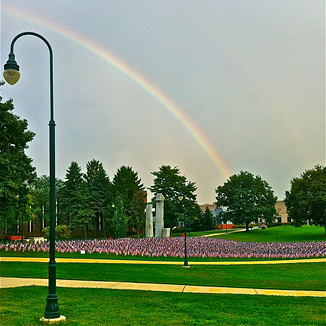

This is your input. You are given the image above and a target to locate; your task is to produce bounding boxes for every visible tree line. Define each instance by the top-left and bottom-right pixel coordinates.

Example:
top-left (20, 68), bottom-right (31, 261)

top-left (1, 96), bottom-right (325, 238)
top-left (31, 163), bottom-right (147, 238)
top-left (32, 164), bottom-right (218, 238)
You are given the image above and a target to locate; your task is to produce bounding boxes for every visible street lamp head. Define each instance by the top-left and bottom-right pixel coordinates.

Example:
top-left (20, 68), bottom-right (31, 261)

top-left (3, 53), bottom-right (20, 85)
top-left (178, 194), bottom-right (183, 201)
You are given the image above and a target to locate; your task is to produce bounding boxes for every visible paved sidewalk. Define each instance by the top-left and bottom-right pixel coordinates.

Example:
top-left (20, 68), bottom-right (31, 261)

top-left (2, 257), bottom-right (325, 297)
top-left (203, 228), bottom-right (256, 237)
top-left (1, 277), bottom-right (325, 297)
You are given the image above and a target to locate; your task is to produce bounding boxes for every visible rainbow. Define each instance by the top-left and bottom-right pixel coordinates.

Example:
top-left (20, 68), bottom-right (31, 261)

top-left (2, 3), bottom-right (232, 180)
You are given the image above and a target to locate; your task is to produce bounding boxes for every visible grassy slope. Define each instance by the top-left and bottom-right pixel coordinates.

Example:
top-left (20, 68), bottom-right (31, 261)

top-left (209, 225), bottom-right (326, 242)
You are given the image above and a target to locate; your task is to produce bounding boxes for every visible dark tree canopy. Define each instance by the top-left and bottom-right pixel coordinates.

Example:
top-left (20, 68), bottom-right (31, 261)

top-left (112, 165), bottom-right (144, 220)
top-left (28, 175), bottom-right (64, 228)
top-left (61, 161), bottom-right (93, 237)
top-left (113, 166), bottom-right (144, 195)
top-left (28, 175), bottom-right (50, 228)
top-left (0, 97), bottom-right (36, 228)
top-left (215, 171), bottom-right (277, 231)
top-left (130, 190), bottom-right (146, 237)
top-left (285, 165), bottom-right (326, 235)
top-left (201, 206), bottom-right (216, 231)
top-left (111, 196), bottom-right (128, 238)
top-left (85, 160), bottom-right (112, 235)
top-left (149, 165), bottom-right (197, 228)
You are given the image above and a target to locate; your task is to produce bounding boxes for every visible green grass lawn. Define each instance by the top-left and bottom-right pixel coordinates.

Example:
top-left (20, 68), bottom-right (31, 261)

top-left (3, 249), bottom-right (320, 262)
top-left (1, 261), bottom-right (325, 291)
top-left (1, 225), bottom-right (325, 325)
top-left (212, 225), bottom-right (326, 242)
top-left (1, 287), bottom-right (325, 326)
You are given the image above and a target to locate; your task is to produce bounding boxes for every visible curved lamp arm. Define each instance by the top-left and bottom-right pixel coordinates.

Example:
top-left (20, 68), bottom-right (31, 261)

top-left (3, 32), bottom-right (54, 121)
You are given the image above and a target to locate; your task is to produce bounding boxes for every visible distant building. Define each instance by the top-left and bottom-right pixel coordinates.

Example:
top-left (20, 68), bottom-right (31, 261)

top-left (199, 204), bottom-right (232, 229)
top-left (200, 200), bottom-right (289, 227)
top-left (0, 221), bottom-right (42, 241)
top-left (199, 204), bottom-right (220, 224)
top-left (275, 200), bottom-right (289, 223)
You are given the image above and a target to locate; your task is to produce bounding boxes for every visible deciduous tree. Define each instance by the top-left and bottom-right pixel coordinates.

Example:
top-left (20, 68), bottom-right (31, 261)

top-left (29, 175), bottom-right (50, 230)
top-left (215, 171), bottom-right (277, 231)
top-left (0, 97), bottom-right (36, 229)
top-left (29, 175), bottom-right (64, 229)
top-left (285, 165), bottom-right (326, 236)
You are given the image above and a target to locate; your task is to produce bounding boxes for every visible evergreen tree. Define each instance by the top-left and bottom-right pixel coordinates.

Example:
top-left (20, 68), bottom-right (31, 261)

top-left (61, 162), bottom-right (93, 237)
top-left (130, 190), bottom-right (146, 237)
top-left (189, 204), bottom-right (203, 231)
top-left (85, 160), bottom-right (112, 236)
top-left (112, 165), bottom-right (145, 223)
top-left (111, 196), bottom-right (128, 238)
top-left (55, 178), bottom-right (65, 225)
top-left (149, 165), bottom-right (197, 228)
top-left (71, 181), bottom-right (94, 239)
top-left (201, 206), bottom-right (216, 231)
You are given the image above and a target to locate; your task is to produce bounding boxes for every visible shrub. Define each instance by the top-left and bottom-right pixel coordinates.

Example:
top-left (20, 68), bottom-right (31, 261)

top-left (172, 227), bottom-right (192, 233)
top-left (172, 227), bottom-right (183, 233)
top-left (42, 225), bottom-right (70, 240)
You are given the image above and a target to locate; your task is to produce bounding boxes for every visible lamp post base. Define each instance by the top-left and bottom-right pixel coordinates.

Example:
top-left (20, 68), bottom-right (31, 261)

top-left (40, 315), bottom-right (66, 324)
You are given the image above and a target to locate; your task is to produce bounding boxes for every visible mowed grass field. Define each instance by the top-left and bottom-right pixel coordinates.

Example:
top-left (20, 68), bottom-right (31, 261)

top-left (214, 224), bottom-right (326, 242)
top-left (1, 287), bottom-right (325, 326)
top-left (1, 225), bottom-right (325, 325)
top-left (1, 261), bottom-right (325, 291)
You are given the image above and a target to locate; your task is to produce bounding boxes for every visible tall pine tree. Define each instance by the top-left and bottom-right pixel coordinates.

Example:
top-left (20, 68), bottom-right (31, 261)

top-left (62, 161), bottom-right (93, 237)
top-left (111, 196), bottom-right (128, 238)
top-left (112, 166), bottom-right (145, 230)
top-left (85, 160), bottom-right (112, 236)
top-left (149, 165), bottom-right (197, 228)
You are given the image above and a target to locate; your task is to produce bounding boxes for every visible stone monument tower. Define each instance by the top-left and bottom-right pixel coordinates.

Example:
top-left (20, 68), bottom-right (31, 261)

top-left (145, 203), bottom-right (154, 237)
top-left (155, 193), bottom-right (165, 237)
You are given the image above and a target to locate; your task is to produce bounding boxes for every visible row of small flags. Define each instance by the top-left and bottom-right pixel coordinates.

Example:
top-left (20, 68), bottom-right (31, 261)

top-left (1, 237), bottom-right (325, 259)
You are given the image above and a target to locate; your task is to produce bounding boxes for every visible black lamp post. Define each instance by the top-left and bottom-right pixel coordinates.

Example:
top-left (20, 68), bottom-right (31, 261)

top-left (3, 32), bottom-right (65, 323)
top-left (178, 193), bottom-right (189, 267)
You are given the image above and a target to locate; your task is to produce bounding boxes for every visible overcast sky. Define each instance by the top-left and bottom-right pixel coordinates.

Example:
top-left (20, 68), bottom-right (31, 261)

top-left (1, 1), bottom-right (325, 204)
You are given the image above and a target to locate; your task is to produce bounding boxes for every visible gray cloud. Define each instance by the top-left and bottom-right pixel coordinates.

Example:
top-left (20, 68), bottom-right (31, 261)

top-left (1, 0), bottom-right (324, 203)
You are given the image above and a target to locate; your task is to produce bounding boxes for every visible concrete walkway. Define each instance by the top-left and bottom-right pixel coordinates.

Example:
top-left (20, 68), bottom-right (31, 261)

top-left (1, 277), bottom-right (325, 297)
top-left (203, 228), bottom-right (254, 237)
top-left (1, 257), bottom-right (325, 297)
